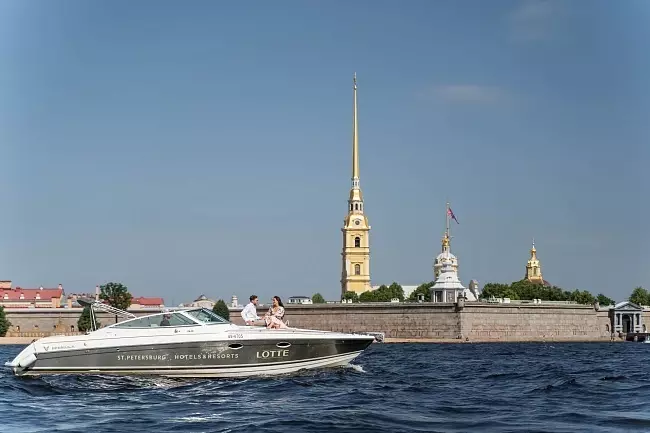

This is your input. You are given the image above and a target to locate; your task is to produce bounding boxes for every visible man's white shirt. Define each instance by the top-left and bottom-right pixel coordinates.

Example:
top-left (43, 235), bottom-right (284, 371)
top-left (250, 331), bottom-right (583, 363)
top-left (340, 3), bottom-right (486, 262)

top-left (241, 302), bottom-right (260, 322)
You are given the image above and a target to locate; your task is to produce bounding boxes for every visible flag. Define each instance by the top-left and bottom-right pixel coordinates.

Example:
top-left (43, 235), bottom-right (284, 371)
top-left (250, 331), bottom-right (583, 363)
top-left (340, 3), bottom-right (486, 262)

top-left (447, 207), bottom-right (459, 224)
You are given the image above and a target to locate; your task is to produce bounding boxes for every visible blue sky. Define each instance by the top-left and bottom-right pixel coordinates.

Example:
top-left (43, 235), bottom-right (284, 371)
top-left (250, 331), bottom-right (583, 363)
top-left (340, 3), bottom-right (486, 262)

top-left (1, 0), bottom-right (648, 305)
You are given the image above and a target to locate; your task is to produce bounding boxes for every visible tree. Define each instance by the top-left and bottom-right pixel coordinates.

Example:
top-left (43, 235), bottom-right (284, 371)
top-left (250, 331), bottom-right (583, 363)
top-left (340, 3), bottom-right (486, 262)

top-left (359, 290), bottom-right (376, 302)
top-left (99, 282), bottom-right (133, 311)
top-left (408, 282), bottom-right (435, 302)
top-left (0, 306), bottom-right (11, 337)
top-left (387, 282), bottom-right (405, 301)
top-left (312, 293), bottom-right (326, 304)
top-left (629, 287), bottom-right (649, 306)
top-left (479, 280), bottom-right (597, 304)
top-left (77, 306), bottom-right (100, 333)
top-left (212, 299), bottom-right (230, 320)
top-left (480, 283), bottom-right (511, 299)
top-left (357, 283), bottom-right (405, 302)
top-left (100, 282), bottom-right (133, 323)
top-left (596, 293), bottom-right (615, 306)
top-left (568, 289), bottom-right (595, 305)
top-left (342, 291), bottom-right (359, 302)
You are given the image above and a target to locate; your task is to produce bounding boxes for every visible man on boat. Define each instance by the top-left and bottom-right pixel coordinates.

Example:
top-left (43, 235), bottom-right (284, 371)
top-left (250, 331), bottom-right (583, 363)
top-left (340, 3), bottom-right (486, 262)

top-left (159, 310), bottom-right (172, 326)
top-left (241, 295), bottom-right (261, 325)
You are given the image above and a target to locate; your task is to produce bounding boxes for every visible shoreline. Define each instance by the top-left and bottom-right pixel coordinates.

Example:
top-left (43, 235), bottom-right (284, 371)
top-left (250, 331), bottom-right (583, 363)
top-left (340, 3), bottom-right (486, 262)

top-left (0, 336), bottom-right (622, 345)
top-left (382, 337), bottom-right (621, 344)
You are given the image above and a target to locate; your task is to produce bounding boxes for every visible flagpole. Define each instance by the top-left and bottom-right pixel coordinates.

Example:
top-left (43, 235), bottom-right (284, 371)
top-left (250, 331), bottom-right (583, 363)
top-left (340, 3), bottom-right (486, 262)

top-left (446, 201), bottom-right (450, 243)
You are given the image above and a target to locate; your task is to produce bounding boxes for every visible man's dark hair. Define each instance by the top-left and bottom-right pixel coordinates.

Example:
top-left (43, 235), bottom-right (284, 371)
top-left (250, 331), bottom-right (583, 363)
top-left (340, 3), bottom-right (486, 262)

top-left (250, 295), bottom-right (258, 302)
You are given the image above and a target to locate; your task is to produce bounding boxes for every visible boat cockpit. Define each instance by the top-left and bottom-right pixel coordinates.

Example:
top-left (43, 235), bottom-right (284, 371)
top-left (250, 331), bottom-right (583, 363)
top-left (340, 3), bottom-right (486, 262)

top-left (108, 308), bottom-right (230, 329)
top-left (76, 298), bottom-right (230, 332)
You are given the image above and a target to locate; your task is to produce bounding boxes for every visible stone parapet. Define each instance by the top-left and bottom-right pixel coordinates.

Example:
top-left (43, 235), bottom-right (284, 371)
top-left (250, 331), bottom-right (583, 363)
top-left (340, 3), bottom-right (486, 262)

top-left (1, 302), bottom-right (632, 342)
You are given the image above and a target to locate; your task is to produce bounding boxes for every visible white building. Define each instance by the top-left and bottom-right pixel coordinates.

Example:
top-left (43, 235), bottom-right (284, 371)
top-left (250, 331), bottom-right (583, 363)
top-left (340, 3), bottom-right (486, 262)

top-left (430, 203), bottom-right (478, 303)
top-left (288, 296), bottom-right (313, 305)
top-left (432, 258), bottom-right (475, 302)
top-left (183, 294), bottom-right (216, 309)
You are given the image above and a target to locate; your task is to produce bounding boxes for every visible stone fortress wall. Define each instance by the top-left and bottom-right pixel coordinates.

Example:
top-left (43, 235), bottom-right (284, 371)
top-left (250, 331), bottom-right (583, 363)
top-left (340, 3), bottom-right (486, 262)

top-left (230, 302), bottom-right (615, 341)
top-left (2, 302), bottom-right (624, 342)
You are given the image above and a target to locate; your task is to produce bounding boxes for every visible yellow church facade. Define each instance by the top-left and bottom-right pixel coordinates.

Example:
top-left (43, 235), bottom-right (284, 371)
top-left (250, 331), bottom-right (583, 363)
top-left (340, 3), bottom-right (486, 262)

top-left (341, 74), bottom-right (371, 296)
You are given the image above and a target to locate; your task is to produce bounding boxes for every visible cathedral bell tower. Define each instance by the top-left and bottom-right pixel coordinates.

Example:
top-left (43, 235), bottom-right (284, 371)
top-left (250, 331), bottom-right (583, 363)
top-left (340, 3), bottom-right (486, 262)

top-left (525, 239), bottom-right (544, 284)
top-left (341, 73), bottom-right (371, 297)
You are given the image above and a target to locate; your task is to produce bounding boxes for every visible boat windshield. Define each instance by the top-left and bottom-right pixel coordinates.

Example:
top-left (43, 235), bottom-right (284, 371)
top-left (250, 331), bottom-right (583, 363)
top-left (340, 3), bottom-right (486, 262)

top-left (185, 308), bottom-right (230, 324)
top-left (112, 312), bottom-right (198, 329)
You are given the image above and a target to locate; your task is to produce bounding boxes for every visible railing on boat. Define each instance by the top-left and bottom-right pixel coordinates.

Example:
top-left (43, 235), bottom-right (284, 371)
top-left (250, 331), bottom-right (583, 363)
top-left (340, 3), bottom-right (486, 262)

top-left (77, 298), bottom-right (136, 331)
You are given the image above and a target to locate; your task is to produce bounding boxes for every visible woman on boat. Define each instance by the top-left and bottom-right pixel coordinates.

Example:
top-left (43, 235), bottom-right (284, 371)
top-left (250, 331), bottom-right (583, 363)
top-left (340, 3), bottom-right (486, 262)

top-left (264, 296), bottom-right (287, 329)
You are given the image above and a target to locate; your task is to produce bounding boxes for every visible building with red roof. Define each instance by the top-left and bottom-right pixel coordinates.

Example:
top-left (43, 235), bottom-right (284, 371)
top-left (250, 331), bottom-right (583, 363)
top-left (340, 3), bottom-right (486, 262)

top-left (0, 281), bottom-right (65, 308)
top-left (129, 296), bottom-right (165, 309)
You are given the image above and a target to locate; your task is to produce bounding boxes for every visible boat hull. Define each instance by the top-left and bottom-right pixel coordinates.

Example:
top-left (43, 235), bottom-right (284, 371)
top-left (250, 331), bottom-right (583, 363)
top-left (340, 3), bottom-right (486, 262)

top-left (6, 337), bottom-right (372, 378)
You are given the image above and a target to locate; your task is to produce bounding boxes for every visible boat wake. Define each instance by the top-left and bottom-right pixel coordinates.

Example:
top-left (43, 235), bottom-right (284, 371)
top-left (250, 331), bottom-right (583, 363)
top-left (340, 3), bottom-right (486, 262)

top-left (346, 363), bottom-right (366, 373)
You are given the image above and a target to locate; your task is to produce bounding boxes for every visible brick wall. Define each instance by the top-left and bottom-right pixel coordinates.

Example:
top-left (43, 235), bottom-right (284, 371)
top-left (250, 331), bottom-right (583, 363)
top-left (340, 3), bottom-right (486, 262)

top-left (460, 303), bottom-right (611, 341)
top-left (233, 303), bottom-right (462, 339)
top-left (1, 303), bottom-right (634, 342)
top-left (3, 309), bottom-right (159, 334)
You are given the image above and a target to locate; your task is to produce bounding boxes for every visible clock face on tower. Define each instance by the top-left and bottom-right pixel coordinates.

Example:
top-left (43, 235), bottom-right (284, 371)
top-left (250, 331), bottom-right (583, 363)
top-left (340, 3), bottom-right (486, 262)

top-left (354, 219), bottom-right (360, 226)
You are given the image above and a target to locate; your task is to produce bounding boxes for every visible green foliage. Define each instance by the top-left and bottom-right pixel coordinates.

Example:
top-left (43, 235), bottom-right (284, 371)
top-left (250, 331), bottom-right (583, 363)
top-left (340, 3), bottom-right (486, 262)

top-left (212, 299), bottom-right (230, 320)
top-left (312, 293), bottom-right (326, 304)
top-left (596, 294), bottom-right (615, 306)
top-left (569, 289), bottom-right (595, 305)
top-left (408, 282), bottom-right (435, 302)
top-left (0, 306), bottom-right (11, 337)
top-left (479, 279), bottom-right (600, 305)
top-left (629, 287), bottom-right (649, 306)
top-left (99, 282), bottom-right (133, 311)
top-left (342, 291), bottom-right (359, 302)
top-left (359, 290), bottom-right (376, 302)
top-left (358, 283), bottom-right (405, 302)
top-left (77, 306), bottom-right (100, 333)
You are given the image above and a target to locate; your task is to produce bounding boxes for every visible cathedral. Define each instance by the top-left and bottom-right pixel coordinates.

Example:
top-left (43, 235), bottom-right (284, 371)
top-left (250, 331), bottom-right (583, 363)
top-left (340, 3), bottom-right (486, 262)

top-left (340, 74), bottom-right (371, 296)
top-left (524, 239), bottom-right (550, 286)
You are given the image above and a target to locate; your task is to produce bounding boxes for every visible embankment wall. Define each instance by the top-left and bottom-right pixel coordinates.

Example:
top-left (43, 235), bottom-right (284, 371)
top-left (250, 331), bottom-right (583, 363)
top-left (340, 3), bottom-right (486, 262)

top-left (2, 309), bottom-right (157, 337)
top-left (236, 303), bottom-right (619, 341)
top-left (0, 303), bottom-right (630, 342)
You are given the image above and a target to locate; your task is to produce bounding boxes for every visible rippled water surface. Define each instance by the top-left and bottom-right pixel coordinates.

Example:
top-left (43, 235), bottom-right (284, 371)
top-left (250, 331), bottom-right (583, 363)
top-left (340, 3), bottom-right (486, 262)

top-left (2, 342), bottom-right (650, 432)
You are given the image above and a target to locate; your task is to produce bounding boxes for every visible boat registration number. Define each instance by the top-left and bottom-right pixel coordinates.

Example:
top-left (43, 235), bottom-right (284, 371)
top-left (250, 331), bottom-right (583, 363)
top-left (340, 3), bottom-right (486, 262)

top-left (228, 333), bottom-right (244, 339)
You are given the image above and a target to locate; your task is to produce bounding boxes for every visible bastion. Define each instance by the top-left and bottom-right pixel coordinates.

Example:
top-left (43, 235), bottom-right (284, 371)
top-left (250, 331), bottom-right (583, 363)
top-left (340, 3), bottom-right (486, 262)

top-left (0, 301), bottom-right (627, 343)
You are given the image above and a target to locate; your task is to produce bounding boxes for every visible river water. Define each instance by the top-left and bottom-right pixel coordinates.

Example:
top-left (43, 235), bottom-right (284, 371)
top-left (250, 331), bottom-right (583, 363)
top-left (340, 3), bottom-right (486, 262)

top-left (1, 342), bottom-right (649, 432)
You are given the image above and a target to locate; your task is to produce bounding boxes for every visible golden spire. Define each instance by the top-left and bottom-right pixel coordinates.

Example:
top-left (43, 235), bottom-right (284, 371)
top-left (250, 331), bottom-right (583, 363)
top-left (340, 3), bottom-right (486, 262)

top-left (530, 238), bottom-right (537, 258)
top-left (352, 72), bottom-right (359, 181)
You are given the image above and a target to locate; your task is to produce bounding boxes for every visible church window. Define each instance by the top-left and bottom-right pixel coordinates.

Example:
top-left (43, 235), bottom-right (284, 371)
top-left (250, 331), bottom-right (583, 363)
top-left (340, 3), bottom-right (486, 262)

top-left (355, 203), bottom-right (359, 211)
top-left (354, 237), bottom-right (361, 248)
top-left (354, 264), bottom-right (361, 275)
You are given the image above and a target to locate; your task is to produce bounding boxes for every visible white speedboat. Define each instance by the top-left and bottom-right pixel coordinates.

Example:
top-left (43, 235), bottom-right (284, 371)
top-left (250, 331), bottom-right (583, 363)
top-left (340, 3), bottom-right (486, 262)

top-left (5, 298), bottom-right (375, 378)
